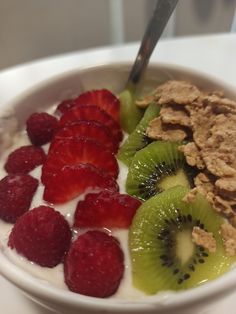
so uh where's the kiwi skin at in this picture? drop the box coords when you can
[119,89,144,134]
[118,103,160,166]
[126,141,190,201]
[129,186,236,295]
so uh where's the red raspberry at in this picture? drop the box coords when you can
[41,138,119,184]
[54,120,118,153]
[74,191,141,228]
[43,164,118,204]
[26,112,58,146]
[8,206,72,267]
[64,230,124,298]
[0,174,38,223]
[4,145,46,174]
[59,105,122,144]
[56,99,76,115]
[74,89,120,123]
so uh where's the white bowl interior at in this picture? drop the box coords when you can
[1,62,235,130]
[0,62,236,314]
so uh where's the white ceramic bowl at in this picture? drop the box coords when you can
[0,62,236,314]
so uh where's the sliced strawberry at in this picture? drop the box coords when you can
[74,89,120,123]
[54,120,118,153]
[64,230,124,297]
[43,164,119,204]
[56,98,76,115]
[59,105,122,144]
[73,190,141,228]
[41,138,119,184]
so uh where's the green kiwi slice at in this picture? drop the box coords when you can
[126,141,190,201]
[129,186,236,294]
[118,103,160,166]
[119,89,144,134]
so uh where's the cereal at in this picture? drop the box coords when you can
[192,226,216,253]
[146,80,236,222]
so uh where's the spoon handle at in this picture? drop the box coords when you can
[127,0,179,89]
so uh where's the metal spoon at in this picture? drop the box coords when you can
[120,0,178,133]
[127,0,179,90]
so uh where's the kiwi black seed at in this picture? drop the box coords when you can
[129,186,235,294]
[126,141,191,201]
[118,103,160,166]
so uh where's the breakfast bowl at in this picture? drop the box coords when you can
[0,62,236,314]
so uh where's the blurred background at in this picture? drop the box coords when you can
[0,0,236,70]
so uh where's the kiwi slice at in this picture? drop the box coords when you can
[129,186,235,294]
[118,103,160,166]
[119,89,144,134]
[126,141,190,201]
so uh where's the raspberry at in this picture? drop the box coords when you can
[4,145,46,174]
[64,230,124,297]
[59,105,122,144]
[0,174,38,223]
[41,138,119,184]
[56,99,76,115]
[26,112,58,146]
[74,89,120,123]
[8,206,72,267]
[74,191,141,228]
[54,120,118,153]
[43,164,118,204]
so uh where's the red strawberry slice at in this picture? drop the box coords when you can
[74,89,120,123]
[59,105,122,144]
[43,164,119,204]
[54,120,118,153]
[41,138,119,184]
[64,230,124,298]
[73,190,141,228]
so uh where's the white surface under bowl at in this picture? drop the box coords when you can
[0,62,236,314]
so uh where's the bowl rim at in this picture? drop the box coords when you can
[0,60,235,114]
[1,248,236,311]
[0,60,236,312]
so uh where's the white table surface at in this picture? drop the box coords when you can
[0,33,236,314]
